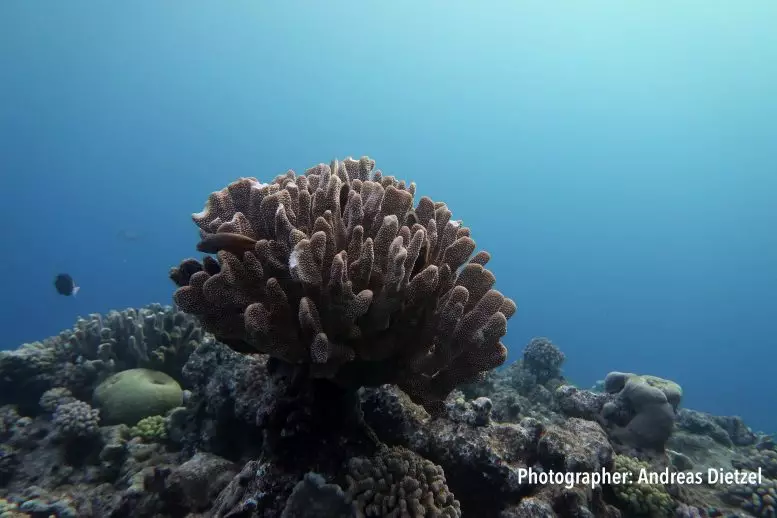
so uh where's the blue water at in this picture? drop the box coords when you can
[2,2,775,431]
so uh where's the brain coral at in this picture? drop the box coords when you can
[170,156,515,414]
[93,368,183,425]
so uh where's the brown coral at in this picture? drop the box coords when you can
[170,156,515,414]
[346,446,461,517]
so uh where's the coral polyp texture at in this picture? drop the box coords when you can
[170,156,515,413]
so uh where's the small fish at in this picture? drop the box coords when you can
[54,273,80,297]
[197,232,257,256]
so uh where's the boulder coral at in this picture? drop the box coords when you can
[602,371,682,452]
[93,368,183,425]
[169,156,515,414]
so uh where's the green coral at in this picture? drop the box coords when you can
[0,497,19,517]
[130,415,167,442]
[93,368,183,425]
[346,446,461,517]
[611,454,674,516]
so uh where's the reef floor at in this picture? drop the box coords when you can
[0,305,773,517]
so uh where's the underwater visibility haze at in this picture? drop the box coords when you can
[0,2,776,516]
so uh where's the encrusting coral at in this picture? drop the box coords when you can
[170,156,515,414]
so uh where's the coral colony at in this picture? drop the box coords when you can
[0,157,774,517]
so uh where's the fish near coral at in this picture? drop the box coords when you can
[170,157,516,415]
[197,232,257,256]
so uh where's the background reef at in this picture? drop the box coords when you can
[0,303,774,517]
[0,158,775,517]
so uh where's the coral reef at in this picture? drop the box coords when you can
[38,388,76,414]
[0,158,772,517]
[462,337,567,422]
[0,496,20,516]
[610,454,674,515]
[281,471,352,517]
[131,416,167,443]
[65,305,202,380]
[521,336,565,386]
[722,476,777,517]
[1,316,774,517]
[345,446,461,517]
[554,371,684,456]
[51,401,100,439]
[0,304,199,415]
[169,157,514,414]
[93,368,183,425]
[602,372,683,454]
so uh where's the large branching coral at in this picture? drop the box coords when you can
[170,156,515,414]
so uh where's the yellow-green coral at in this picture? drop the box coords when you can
[93,368,182,425]
[611,454,674,516]
[0,497,21,518]
[130,415,167,442]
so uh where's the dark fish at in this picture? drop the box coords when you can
[54,273,80,297]
[197,232,257,256]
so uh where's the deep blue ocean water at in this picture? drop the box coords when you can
[1,3,775,431]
